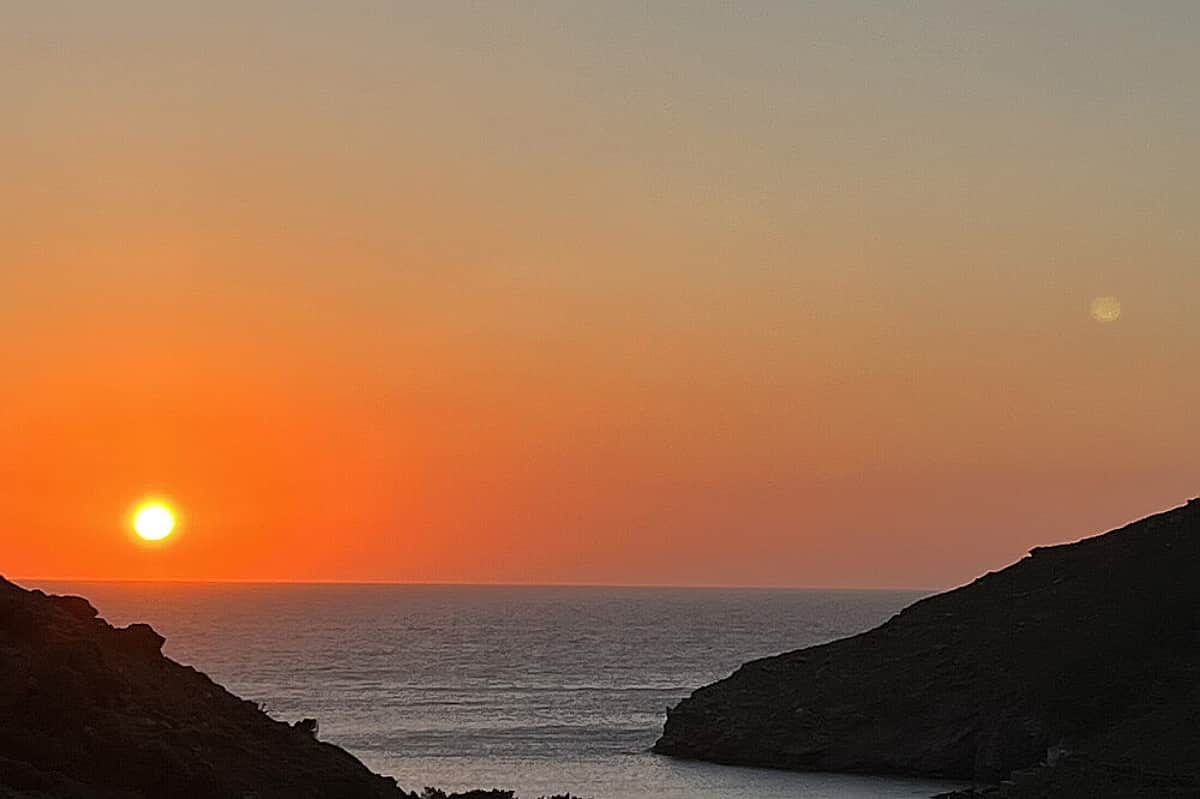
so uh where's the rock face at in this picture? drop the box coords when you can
[654,499,1200,796]
[0,575,409,799]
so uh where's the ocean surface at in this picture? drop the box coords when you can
[36,582,966,799]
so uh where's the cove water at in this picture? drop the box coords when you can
[38,582,966,799]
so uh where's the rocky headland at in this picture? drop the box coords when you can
[0,575,578,799]
[654,499,1200,797]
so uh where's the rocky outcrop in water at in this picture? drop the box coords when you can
[654,499,1200,797]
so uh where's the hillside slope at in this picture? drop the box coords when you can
[0,575,409,798]
[654,499,1200,796]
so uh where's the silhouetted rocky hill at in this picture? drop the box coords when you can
[655,499,1200,798]
[0,575,580,799]
[0,574,413,798]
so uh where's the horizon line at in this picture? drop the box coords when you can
[11,575,943,593]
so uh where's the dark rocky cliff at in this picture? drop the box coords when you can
[0,575,412,798]
[654,499,1200,797]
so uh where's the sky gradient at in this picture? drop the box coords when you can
[4,2,1198,587]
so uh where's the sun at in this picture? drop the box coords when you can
[133,501,176,541]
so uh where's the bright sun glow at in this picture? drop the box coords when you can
[133,502,176,541]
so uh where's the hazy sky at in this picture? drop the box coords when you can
[3,2,1198,586]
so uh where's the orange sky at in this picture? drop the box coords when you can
[4,3,1198,587]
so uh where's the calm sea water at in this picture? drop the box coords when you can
[35,582,964,799]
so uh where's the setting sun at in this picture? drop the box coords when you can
[133,502,176,541]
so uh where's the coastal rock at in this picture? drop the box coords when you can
[114,622,166,655]
[0,575,406,798]
[654,499,1200,796]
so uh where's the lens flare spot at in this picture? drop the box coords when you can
[1090,296,1121,323]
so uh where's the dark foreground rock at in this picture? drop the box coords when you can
[655,498,1200,797]
[0,574,408,798]
[0,575,579,799]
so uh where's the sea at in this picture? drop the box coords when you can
[35,582,967,799]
